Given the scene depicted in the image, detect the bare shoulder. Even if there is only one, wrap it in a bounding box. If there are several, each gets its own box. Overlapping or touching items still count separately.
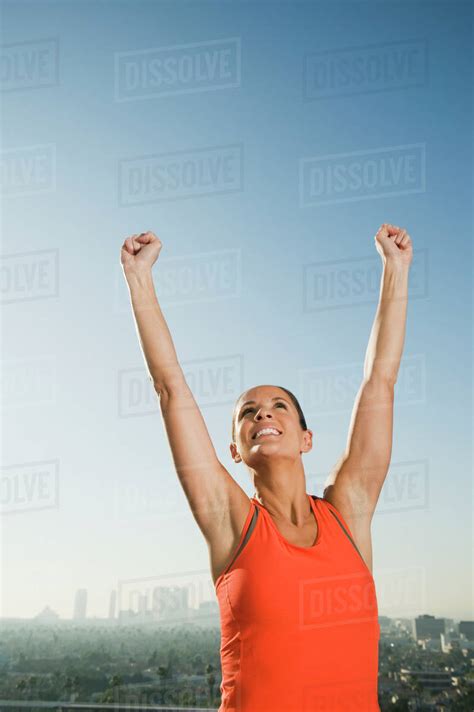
[205,482,253,586]
[322,485,374,575]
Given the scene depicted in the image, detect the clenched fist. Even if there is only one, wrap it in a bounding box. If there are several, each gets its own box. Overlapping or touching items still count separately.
[120,231,163,276]
[374,224,413,268]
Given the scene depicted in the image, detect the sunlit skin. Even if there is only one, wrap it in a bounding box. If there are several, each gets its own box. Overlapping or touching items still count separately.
[121,222,412,576]
[229,385,316,528]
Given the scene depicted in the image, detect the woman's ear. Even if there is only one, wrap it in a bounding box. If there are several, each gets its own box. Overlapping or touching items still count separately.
[301,429,314,454]
[230,442,242,463]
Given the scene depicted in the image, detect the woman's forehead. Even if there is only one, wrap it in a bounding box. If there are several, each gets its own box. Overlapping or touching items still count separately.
[237,385,288,406]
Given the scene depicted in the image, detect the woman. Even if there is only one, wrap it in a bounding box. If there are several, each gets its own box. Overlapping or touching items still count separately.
[120,224,413,711]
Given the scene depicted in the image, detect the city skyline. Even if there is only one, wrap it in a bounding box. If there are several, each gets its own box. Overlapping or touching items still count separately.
[5,605,474,632]
[2,585,472,626]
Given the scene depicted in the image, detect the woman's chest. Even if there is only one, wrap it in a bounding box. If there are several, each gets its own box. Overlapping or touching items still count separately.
[224,545,378,631]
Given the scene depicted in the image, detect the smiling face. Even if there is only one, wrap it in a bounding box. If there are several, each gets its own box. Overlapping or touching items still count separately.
[230,385,313,466]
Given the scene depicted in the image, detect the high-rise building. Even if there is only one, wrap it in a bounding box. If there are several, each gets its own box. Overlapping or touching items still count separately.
[151,585,189,622]
[412,614,445,641]
[138,593,148,614]
[117,585,190,624]
[73,588,87,620]
[108,590,117,620]
[459,621,474,640]
[399,668,452,692]
[378,616,392,633]
[441,632,462,653]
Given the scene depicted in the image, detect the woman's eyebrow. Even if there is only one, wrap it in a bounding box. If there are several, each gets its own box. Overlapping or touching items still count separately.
[238,397,290,412]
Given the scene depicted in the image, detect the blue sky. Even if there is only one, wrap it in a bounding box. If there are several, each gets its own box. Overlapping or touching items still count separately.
[1,0,472,621]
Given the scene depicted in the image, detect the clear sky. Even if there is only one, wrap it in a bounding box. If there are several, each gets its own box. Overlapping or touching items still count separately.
[1,0,472,622]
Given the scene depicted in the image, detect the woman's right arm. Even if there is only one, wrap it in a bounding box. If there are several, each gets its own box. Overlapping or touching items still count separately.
[120,232,251,572]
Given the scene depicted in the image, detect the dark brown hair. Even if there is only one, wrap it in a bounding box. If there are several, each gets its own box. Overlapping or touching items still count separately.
[231,385,308,441]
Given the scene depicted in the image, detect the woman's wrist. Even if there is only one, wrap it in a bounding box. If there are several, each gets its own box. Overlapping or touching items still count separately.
[124,266,154,289]
[382,257,411,274]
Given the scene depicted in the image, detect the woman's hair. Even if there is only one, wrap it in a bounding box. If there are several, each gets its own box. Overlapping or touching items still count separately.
[231,385,308,441]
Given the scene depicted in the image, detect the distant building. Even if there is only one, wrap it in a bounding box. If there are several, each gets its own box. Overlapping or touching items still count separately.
[412,614,445,641]
[459,621,474,641]
[441,631,462,653]
[138,593,148,615]
[151,586,189,623]
[118,585,190,625]
[459,637,474,654]
[73,588,87,620]
[34,605,60,623]
[108,590,116,620]
[400,668,453,692]
[418,637,442,652]
[444,618,455,633]
[193,600,219,626]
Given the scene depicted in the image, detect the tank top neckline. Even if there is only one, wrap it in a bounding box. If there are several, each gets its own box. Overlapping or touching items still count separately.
[251,492,322,550]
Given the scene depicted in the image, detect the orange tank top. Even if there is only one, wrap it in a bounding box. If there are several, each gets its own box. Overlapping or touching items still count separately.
[214,494,380,711]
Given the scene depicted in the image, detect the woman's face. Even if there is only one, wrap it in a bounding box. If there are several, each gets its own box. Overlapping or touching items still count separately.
[230,385,312,465]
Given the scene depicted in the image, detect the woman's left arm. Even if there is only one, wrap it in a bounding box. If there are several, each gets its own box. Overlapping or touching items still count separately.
[323,223,413,523]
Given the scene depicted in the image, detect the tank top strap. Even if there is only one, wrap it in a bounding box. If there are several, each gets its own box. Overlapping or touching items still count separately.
[315,495,367,566]
[216,499,260,582]
[316,495,353,532]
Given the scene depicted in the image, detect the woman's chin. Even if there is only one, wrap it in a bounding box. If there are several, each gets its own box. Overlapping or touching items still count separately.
[249,441,282,457]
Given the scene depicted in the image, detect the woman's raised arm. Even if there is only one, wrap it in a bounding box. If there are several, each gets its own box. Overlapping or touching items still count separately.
[120,232,250,574]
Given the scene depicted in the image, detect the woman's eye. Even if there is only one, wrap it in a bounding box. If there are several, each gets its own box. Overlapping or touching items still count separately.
[241,402,286,417]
